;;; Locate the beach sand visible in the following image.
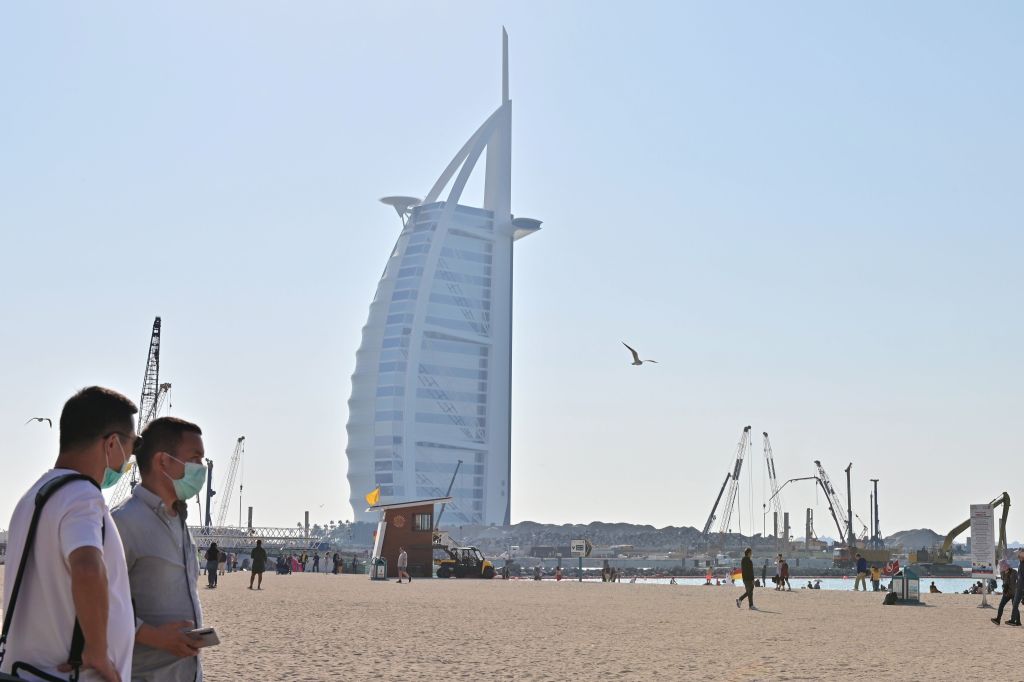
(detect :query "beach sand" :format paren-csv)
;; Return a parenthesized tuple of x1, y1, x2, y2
(1, 567, 1015, 680)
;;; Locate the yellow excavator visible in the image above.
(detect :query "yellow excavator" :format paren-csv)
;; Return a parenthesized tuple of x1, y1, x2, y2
(932, 492, 1009, 565)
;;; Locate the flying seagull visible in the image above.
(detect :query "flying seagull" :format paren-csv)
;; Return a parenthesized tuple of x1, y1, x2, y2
(622, 342, 658, 366)
(25, 417, 53, 428)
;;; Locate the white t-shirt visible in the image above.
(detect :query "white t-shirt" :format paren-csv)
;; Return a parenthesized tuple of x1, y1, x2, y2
(1, 469, 135, 682)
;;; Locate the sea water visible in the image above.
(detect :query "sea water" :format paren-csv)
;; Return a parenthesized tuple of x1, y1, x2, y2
(607, 577, 994, 593)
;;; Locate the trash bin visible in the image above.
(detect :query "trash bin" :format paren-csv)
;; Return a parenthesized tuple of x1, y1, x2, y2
(888, 568, 920, 603)
(370, 557, 388, 581)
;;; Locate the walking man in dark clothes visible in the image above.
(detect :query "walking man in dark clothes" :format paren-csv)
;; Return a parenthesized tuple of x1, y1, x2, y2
(736, 547, 756, 610)
(992, 560, 1018, 625)
(1007, 547, 1024, 626)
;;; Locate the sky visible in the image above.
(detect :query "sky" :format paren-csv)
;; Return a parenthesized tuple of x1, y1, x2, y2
(1, 2, 1022, 543)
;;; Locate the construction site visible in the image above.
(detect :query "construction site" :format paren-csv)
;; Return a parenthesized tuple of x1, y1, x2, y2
(102, 317, 336, 559)
(4, 316, 1009, 580)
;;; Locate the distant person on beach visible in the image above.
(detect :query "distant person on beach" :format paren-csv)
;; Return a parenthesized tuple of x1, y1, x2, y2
(929, 581, 941, 593)
(218, 548, 227, 576)
(736, 547, 755, 610)
(249, 539, 267, 589)
(351, 556, 358, 574)
(112, 416, 208, 681)
(992, 560, 1018, 626)
(333, 552, 341, 574)
(534, 565, 543, 580)
(871, 565, 881, 591)
(854, 554, 868, 591)
(780, 556, 791, 591)
(762, 559, 768, 586)
(0, 386, 137, 682)
(396, 546, 410, 583)
(205, 543, 220, 588)
(670, 577, 677, 585)
(774, 554, 783, 590)
(313, 552, 320, 573)
(555, 566, 563, 581)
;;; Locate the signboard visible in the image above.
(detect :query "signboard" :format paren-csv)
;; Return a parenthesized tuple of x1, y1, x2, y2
(570, 539, 593, 558)
(970, 504, 995, 578)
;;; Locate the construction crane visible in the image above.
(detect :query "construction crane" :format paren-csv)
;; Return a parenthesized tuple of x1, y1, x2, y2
(701, 426, 752, 545)
(761, 432, 786, 546)
(933, 492, 1010, 565)
(214, 437, 245, 528)
(769, 471, 849, 549)
(701, 473, 731, 541)
(109, 318, 169, 507)
(814, 460, 855, 547)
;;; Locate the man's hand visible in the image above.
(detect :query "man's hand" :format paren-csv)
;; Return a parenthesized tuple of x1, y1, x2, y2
(137, 620, 201, 658)
(58, 644, 121, 682)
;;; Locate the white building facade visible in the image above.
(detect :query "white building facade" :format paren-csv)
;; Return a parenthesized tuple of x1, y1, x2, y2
(346, 31, 540, 526)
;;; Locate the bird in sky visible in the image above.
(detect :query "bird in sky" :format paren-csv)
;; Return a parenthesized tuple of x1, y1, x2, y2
(25, 417, 53, 427)
(622, 342, 658, 366)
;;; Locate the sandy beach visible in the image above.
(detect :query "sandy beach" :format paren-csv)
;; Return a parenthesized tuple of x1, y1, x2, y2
(1, 566, 1016, 680)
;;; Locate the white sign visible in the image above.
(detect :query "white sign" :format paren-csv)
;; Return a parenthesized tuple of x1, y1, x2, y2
(970, 504, 995, 578)
(570, 539, 586, 557)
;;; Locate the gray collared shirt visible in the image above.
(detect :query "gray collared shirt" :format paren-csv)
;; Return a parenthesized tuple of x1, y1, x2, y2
(111, 485, 203, 682)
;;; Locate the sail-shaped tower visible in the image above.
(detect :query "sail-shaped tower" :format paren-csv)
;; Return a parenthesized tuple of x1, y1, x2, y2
(346, 30, 541, 525)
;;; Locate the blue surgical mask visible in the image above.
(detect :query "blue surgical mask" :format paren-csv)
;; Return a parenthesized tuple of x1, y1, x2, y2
(102, 438, 131, 489)
(163, 454, 207, 500)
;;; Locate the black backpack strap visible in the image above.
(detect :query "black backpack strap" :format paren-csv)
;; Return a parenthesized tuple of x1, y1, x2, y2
(0, 473, 101, 677)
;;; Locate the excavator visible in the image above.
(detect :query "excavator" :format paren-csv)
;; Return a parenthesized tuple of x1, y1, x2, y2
(932, 492, 1009, 565)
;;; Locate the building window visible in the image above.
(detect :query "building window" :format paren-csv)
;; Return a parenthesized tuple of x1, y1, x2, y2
(413, 513, 433, 532)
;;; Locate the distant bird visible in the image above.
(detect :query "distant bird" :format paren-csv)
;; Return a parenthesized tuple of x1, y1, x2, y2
(25, 417, 53, 428)
(622, 342, 658, 366)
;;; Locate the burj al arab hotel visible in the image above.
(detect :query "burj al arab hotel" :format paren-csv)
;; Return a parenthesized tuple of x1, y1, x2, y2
(346, 30, 541, 526)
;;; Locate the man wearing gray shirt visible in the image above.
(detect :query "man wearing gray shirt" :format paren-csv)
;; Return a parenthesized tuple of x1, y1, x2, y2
(112, 417, 208, 681)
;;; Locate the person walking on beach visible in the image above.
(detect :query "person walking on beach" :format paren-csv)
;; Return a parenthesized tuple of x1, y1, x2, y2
(396, 546, 410, 583)
(205, 543, 220, 588)
(870, 565, 881, 591)
(854, 553, 868, 591)
(780, 556, 791, 591)
(1007, 547, 1024, 626)
(249, 539, 267, 590)
(992, 560, 1018, 625)
(0, 386, 138, 682)
(736, 547, 756, 610)
(774, 554, 783, 590)
(313, 552, 320, 573)
(111, 416, 208, 681)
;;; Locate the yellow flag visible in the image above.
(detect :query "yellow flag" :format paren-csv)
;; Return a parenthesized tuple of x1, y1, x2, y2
(365, 486, 381, 506)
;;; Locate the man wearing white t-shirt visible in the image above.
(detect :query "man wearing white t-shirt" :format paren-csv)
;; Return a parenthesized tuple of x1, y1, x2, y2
(1, 386, 139, 682)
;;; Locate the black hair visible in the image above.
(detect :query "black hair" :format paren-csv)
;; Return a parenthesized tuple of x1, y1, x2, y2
(136, 416, 202, 472)
(59, 386, 138, 451)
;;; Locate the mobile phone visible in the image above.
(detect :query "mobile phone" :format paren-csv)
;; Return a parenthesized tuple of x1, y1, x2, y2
(189, 627, 220, 648)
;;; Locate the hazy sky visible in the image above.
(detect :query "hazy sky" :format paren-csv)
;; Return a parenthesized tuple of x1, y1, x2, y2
(2, 2, 1021, 543)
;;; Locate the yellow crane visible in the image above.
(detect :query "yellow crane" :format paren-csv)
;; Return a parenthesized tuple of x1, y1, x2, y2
(932, 492, 1010, 565)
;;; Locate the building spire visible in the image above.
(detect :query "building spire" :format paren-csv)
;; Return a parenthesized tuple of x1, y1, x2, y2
(502, 27, 509, 104)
